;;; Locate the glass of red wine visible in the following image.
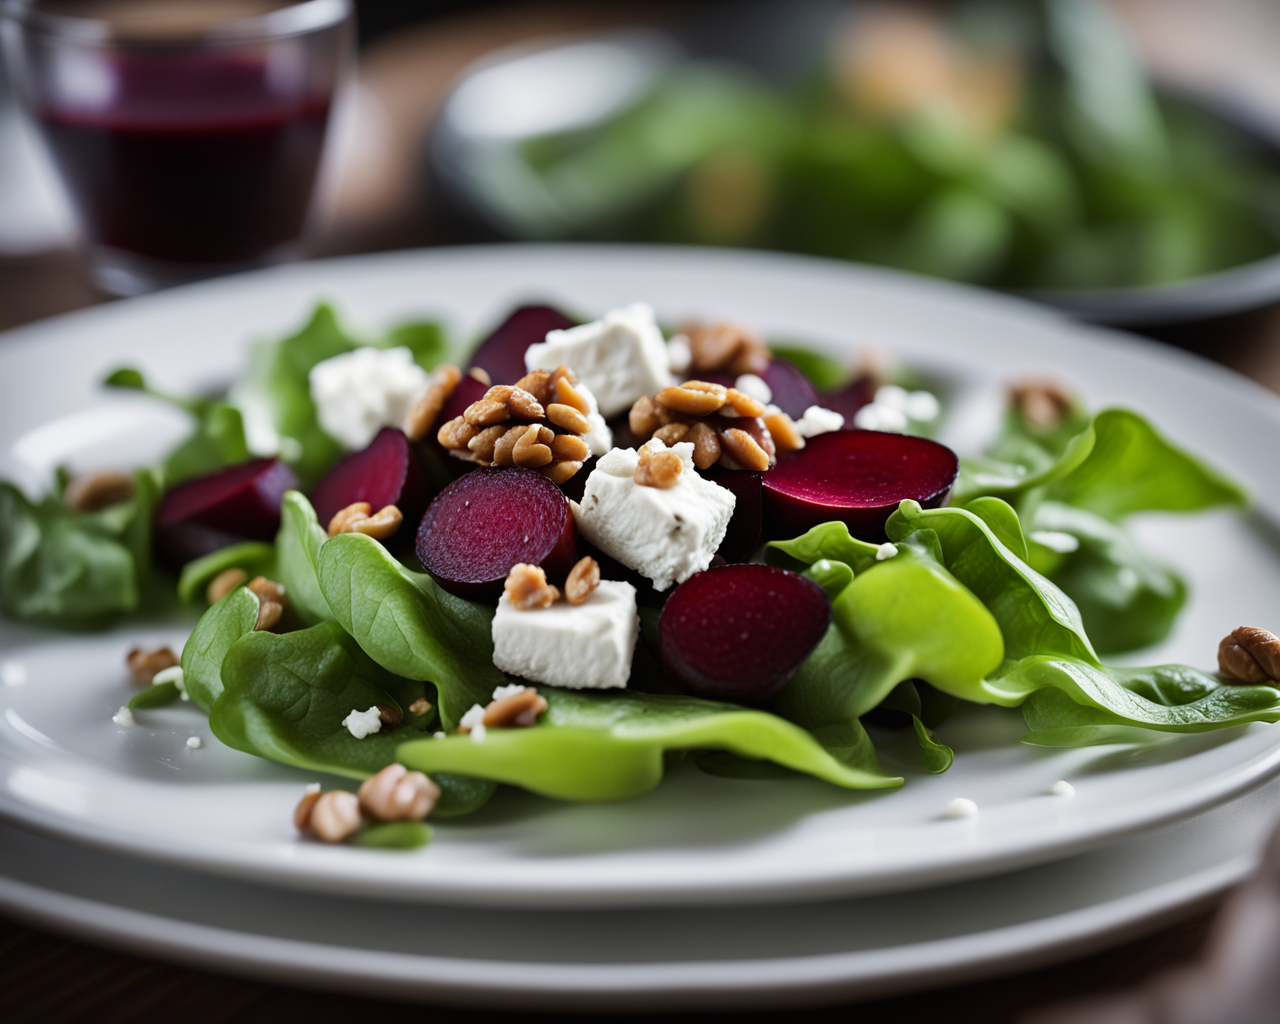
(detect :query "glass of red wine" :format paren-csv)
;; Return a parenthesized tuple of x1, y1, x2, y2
(2, 0, 351, 295)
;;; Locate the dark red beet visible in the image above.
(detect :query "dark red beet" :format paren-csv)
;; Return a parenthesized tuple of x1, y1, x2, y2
(415, 467, 578, 599)
(155, 458, 296, 569)
(763, 429, 958, 542)
(660, 564, 831, 704)
(310, 427, 429, 533)
(703, 469, 763, 563)
(700, 357, 820, 420)
(467, 306, 576, 385)
(819, 376, 877, 424)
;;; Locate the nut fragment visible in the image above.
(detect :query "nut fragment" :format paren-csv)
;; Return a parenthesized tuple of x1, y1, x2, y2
(207, 567, 249, 604)
(1010, 379, 1074, 432)
(328, 501, 373, 537)
(634, 449, 684, 488)
(492, 425, 524, 466)
(723, 387, 766, 418)
(512, 424, 553, 468)
(629, 395, 661, 438)
(685, 421, 722, 469)
(403, 364, 461, 442)
(376, 703, 403, 728)
(467, 424, 507, 463)
(463, 397, 510, 428)
(358, 763, 441, 822)
(483, 687, 548, 728)
(684, 321, 770, 376)
(719, 427, 771, 471)
(294, 789, 323, 831)
(467, 366, 491, 386)
(764, 409, 805, 456)
(247, 576, 286, 631)
(564, 556, 601, 605)
(64, 470, 137, 513)
(1219, 627, 1280, 684)
(352, 505, 403, 541)
(255, 600, 284, 631)
(504, 563, 560, 609)
(308, 790, 362, 843)
(408, 697, 432, 716)
(540, 460, 582, 485)
(437, 415, 479, 449)
(554, 376, 591, 416)
(515, 369, 553, 406)
(653, 422, 690, 446)
(507, 387, 545, 421)
(657, 381, 727, 416)
(550, 433, 590, 462)
(546, 402, 591, 434)
(126, 646, 179, 685)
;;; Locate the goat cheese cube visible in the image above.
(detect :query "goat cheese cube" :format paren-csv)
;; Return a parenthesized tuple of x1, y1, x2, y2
(524, 302, 671, 418)
(571, 440, 736, 591)
(309, 346, 430, 450)
(574, 382, 614, 457)
(491, 580, 639, 690)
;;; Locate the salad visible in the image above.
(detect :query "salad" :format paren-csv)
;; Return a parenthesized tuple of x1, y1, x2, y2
(1, 298, 1276, 850)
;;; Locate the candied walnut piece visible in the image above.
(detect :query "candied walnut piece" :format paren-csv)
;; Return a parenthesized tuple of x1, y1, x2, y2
(653, 422, 690, 446)
(376, 703, 402, 727)
(408, 697, 432, 716)
(64, 470, 137, 513)
(507, 386, 545, 421)
(720, 427, 771, 472)
(467, 366, 491, 386)
(1010, 378, 1074, 432)
(554, 376, 591, 416)
(308, 790, 362, 843)
(403, 364, 462, 442)
(352, 505, 403, 540)
(629, 395, 661, 438)
(550, 433, 589, 462)
(247, 576, 287, 631)
(657, 381, 727, 416)
(464, 396, 511, 428)
(684, 321, 770, 376)
(685, 421, 722, 469)
(512, 424, 554, 468)
(483, 687, 548, 728)
(546, 402, 591, 434)
(437, 415, 479, 449)
(723, 387, 766, 418)
(207, 567, 248, 604)
(126, 646, 179, 685)
(467, 424, 507, 464)
(492, 425, 524, 467)
(540, 460, 582, 485)
(764, 408, 805, 456)
(294, 788, 323, 831)
(328, 501, 372, 537)
(504, 563, 561, 609)
(515, 369, 553, 407)
(634, 448, 684, 489)
(1219, 627, 1280, 684)
(358, 763, 440, 822)
(564, 556, 601, 605)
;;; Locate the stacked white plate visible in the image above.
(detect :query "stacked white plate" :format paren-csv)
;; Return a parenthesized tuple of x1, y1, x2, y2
(3, 246, 1280, 1010)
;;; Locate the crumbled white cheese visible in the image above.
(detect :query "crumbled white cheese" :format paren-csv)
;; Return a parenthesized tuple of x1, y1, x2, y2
(492, 683, 531, 702)
(492, 580, 639, 690)
(432, 731, 447, 741)
(112, 706, 134, 727)
(153, 664, 189, 701)
(875, 542, 898, 561)
(1, 661, 26, 687)
(459, 704, 487, 731)
(470, 723, 488, 743)
(305, 782, 322, 794)
(186, 736, 202, 750)
(666, 334, 692, 375)
(945, 798, 978, 819)
(734, 373, 772, 405)
(572, 439, 736, 590)
(574, 381, 613, 457)
(1030, 531, 1081, 554)
(875, 384, 910, 411)
(342, 706, 383, 739)
(795, 405, 844, 438)
(309, 346, 430, 450)
(906, 390, 940, 422)
(1050, 780, 1075, 798)
(525, 302, 671, 418)
(854, 403, 908, 433)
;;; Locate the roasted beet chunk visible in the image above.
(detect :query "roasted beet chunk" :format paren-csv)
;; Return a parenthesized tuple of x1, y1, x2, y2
(659, 564, 831, 704)
(415, 467, 578, 599)
(155, 458, 297, 569)
(467, 306, 576, 385)
(310, 427, 429, 532)
(703, 469, 762, 563)
(762, 429, 958, 541)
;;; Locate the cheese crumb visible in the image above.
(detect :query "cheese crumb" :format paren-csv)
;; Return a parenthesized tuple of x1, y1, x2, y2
(342, 706, 383, 739)
(906, 390, 940, 422)
(309, 346, 431, 450)
(470, 723, 488, 743)
(734, 373, 772, 405)
(433, 731, 446, 740)
(153, 665, 189, 701)
(1050, 780, 1075, 798)
(112, 706, 135, 727)
(854, 403, 908, 432)
(186, 736, 202, 750)
(492, 683, 531, 701)
(459, 704, 486, 731)
(305, 782, 322, 794)
(945, 798, 978, 819)
(795, 405, 844, 438)
(666, 335, 692, 375)
(875, 543, 898, 561)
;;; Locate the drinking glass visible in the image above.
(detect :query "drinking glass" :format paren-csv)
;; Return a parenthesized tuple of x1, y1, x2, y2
(1, 0, 351, 295)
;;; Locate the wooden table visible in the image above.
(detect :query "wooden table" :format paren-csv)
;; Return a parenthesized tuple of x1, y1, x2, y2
(4, 2, 1280, 1019)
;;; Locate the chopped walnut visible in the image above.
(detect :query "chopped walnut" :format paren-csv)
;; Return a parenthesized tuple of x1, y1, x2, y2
(64, 470, 137, 513)
(207, 567, 248, 604)
(763, 408, 805, 455)
(627, 380, 777, 472)
(247, 576, 287, 631)
(305, 790, 362, 843)
(564, 556, 601, 605)
(126, 646, 179, 685)
(437, 365, 589, 483)
(403, 364, 462, 442)
(1219, 627, 1280, 684)
(682, 321, 770, 376)
(634, 447, 684, 488)
(408, 697, 432, 716)
(504, 563, 560, 609)
(327, 502, 403, 540)
(358, 763, 440, 822)
(483, 687, 548, 728)
(1010, 378, 1074, 432)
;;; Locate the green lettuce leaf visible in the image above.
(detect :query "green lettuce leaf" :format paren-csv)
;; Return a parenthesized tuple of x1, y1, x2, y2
(181, 585, 260, 709)
(274, 491, 332, 626)
(176, 542, 277, 605)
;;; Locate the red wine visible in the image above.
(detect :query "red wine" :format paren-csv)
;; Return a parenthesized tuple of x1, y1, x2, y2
(35, 52, 332, 266)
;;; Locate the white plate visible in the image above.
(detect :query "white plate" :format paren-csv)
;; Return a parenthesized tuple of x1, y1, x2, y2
(2, 245, 1280, 908)
(3, 776, 1277, 1011)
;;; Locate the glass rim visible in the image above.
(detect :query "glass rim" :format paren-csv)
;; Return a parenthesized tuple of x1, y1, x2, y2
(1, 0, 351, 46)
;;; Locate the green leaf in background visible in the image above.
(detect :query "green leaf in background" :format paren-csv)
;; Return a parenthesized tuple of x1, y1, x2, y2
(397, 687, 900, 801)
(767, 520, 884, 575)
(380, 321, 453, 372)
(0, 471, 157, 627)
(177, 541, 277, 605)
(316, 533, 503, 729)
(180, 585, 260, 709)
(128, 680, 182, 709)
(802, 558, 855, 600)
(274, 491, 332, 627)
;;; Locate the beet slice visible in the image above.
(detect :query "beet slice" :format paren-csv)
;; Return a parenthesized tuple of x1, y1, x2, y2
(415, 467, 578, 599)
(763, 429, 958, 542)
(310, 427, 429, 533)
(155, 458, 297, 569)
(660, 564, 831, 704)
(703, 469, 762, 563)
(467, 305, 576, 385)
